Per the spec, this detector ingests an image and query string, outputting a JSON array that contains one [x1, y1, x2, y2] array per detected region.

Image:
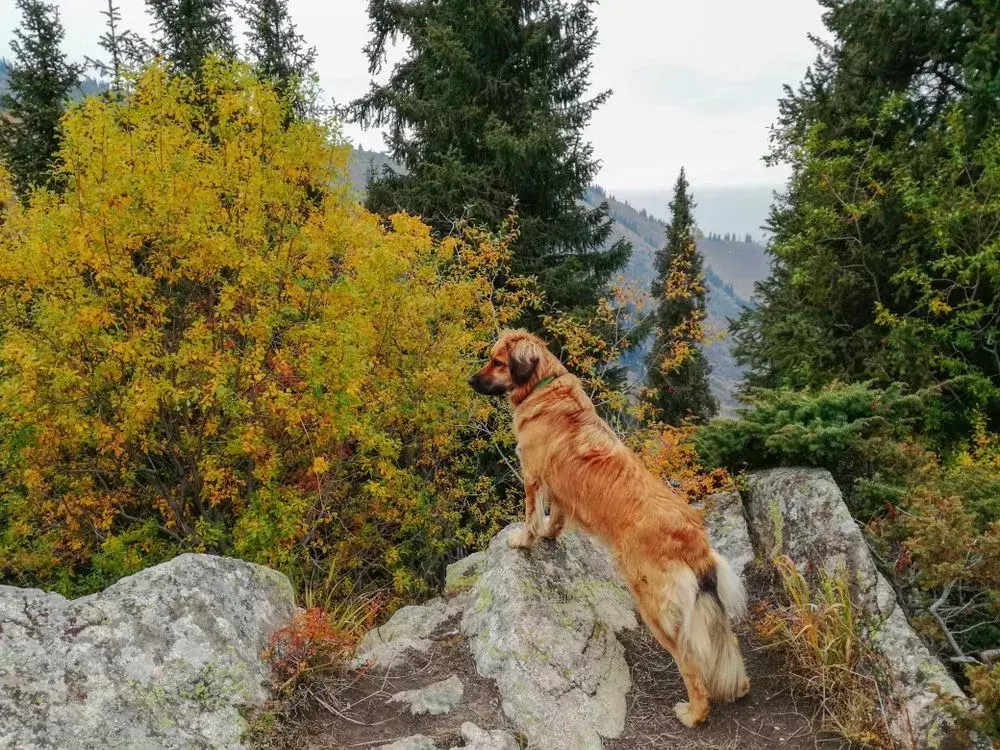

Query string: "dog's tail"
[[663, 550, 748, 701]]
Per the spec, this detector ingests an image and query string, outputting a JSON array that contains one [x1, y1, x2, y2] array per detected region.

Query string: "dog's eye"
[[492, 359, 505, 369]]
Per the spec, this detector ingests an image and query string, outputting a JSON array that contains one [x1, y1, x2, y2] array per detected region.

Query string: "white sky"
[[0, 0, 825, 190]]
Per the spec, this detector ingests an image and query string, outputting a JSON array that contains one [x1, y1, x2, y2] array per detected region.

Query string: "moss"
[[768, 496, 784, 551]]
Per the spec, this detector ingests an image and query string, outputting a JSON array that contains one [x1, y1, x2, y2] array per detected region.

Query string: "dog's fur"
[[468, 329, 749, 728]]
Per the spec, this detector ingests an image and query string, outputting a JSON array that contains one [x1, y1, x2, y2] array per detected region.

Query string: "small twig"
[[929, 580, 966, 660]]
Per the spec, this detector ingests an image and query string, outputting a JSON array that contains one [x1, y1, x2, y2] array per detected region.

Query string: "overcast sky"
[[0, 0, 825, 190]]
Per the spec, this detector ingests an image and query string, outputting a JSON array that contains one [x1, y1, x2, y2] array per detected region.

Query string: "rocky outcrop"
[[0, 553, 295, 750], [699, 489, 754, 576], [743, 468, 967, 749], [461, 526, 639, 750]]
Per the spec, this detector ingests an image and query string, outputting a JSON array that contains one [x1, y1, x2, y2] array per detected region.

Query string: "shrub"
[[0, 60, 525, 602], [694, 381, 932, 516]]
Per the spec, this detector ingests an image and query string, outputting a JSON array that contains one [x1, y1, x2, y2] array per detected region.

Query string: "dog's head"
[[468, 329, 549, 397]]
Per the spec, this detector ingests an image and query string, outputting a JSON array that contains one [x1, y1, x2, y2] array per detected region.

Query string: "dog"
[[468, 329, 749, 728]]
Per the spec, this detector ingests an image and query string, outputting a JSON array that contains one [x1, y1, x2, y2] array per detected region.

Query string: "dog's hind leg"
[[628, 575, 711, 728]]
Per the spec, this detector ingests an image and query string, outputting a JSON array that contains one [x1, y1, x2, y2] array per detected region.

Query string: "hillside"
[[344, 150, 770, 411], [584, 186, 770, 412]]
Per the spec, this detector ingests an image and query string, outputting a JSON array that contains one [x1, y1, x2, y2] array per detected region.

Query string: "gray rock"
[[0, 553, 295, 750], [461, 524, 637, 750], [743, 468, 968, 749], [445, 551, 486, 596], [389, 674, 464, 716], [448, 722, 518, 750], [700, 490, 754, 576], [355, 596, 465, 668], [378, 735, 439, 750]]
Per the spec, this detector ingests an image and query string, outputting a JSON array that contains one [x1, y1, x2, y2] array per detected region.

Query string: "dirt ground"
[[249, 599, 850, 750]]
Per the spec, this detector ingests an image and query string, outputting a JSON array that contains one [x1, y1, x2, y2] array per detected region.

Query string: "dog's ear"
[[508, 337, 542, 385]]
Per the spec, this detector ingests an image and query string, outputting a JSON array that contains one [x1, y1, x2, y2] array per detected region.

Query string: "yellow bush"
[[0, 60, 521, 600]]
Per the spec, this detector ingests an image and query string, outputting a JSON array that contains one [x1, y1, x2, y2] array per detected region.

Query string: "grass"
[[754, 555, 896, 748]]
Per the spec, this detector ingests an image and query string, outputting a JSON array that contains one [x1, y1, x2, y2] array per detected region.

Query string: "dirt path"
[[253, 610, 847, 750]]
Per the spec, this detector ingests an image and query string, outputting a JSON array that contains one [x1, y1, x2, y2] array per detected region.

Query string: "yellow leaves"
[[928, 296, 953, 315], [0, 59, 532, 597]]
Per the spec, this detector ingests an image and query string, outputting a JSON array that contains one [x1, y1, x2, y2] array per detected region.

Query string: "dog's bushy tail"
[[664, 551, 748, 701]]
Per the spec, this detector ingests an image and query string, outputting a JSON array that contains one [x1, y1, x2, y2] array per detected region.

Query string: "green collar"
[[531, 374, 560, 394]]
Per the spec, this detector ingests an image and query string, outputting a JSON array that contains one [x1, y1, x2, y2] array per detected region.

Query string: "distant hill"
[[0, 58, 107, 103], [347, 147, 398, 193], [612, 185, 778, 247], [343, 150, 772, 411], [583, 186, 770, 412]]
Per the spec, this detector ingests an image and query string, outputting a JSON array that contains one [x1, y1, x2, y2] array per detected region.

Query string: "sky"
[[0, 0, 826, 191]]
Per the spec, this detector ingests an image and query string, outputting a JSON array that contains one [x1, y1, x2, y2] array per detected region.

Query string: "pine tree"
[[350, 0, 629, 314], [146, 0, 234, 76], [235, 0, 316, 116], [643, 169, 717, 425], [0, 0, 81, 197], [733, 0, 1000, 406], [87, 1, 151, 96]]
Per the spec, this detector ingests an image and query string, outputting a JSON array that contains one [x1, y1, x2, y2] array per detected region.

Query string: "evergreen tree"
[[350, 0, 629, 314], [87, 1, 151, 96], [643, 169, 717, 425], [235, 0, 317, 116], [0, 0, 81, 197], [733, 0, 1000, 424], [146, 0, 234, 76]]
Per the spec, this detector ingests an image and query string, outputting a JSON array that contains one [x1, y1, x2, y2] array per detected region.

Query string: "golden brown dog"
[[468, 329, 749, 728]]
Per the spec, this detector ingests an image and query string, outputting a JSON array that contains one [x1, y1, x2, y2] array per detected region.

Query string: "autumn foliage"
[[0, 60, 526, 600]]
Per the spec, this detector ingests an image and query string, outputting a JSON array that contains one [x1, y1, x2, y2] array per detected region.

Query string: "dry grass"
[[754, 556, 896, 749]]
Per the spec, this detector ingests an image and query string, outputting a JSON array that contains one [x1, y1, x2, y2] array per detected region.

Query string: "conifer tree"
[[87, 1, 151, 96], [146, 0, 234, 76], [350, 0, 629, 314], [235, 0, 316, 116], [0, 0, 81, 197], [644, 169, 717, 425]]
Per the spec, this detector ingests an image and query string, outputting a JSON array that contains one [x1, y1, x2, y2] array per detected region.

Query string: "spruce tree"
[[350, 0, 629, 314], [236, 0, 316, 116], [146, 0, 234, 76], [644, 169, 717, 425], [87, 1, 151, 96], [0, 0, 81, 197]]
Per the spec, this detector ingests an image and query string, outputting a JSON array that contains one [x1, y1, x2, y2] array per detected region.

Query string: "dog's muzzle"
[[468, 374, 506, 396]]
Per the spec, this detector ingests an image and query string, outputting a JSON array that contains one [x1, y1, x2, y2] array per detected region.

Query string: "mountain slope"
[[584, 186, 770, 412], [343, 149, 771, 411]]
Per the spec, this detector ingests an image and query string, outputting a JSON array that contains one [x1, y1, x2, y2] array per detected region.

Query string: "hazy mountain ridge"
[[584, 186, 770, 412]]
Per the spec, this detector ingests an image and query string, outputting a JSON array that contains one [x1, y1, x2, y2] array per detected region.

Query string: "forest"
[[0, 0, 997, 745]]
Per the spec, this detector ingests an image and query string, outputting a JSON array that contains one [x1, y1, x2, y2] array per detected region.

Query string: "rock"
[[448, 721, 518, 750], [461, 524, 638, 750], [355, 596, 465, 668], [389, 675, 464, 716], [700, 490, 754, 576], [378, 735, 439, 750], [0, 553, 295, 750], [445, 551, 486, 596], [743, 468, 968, 749]]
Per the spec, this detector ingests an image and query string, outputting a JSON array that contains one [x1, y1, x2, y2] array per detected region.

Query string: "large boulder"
[[743, 468, 967, 749], [461, 525, 638, 750], [0, 553, 295, 749]]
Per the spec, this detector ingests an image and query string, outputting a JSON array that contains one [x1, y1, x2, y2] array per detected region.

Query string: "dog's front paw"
[[506, 528, 534, 549], [673, 701, 707, 728]]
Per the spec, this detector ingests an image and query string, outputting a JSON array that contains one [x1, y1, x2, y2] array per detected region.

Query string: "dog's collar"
[[524, 373, 562, 398], [534, 375, 557, 391]]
